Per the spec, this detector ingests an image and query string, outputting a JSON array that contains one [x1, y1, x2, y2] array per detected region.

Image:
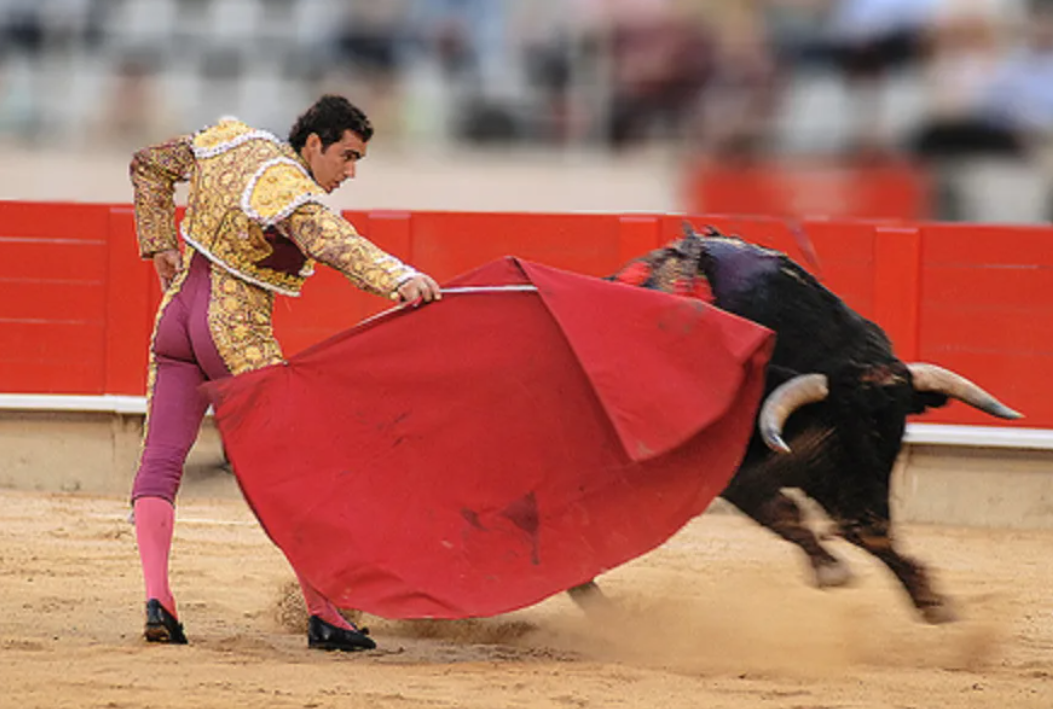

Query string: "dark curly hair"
[[288, 95, 374, 152]]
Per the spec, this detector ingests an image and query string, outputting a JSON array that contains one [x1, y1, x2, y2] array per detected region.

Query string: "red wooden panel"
[[0, 360, 105, 395], [617, 216, 663, 265], [364, 211, 413, 262], [910, 349, 1049, 427], [795, 221, 877, 317], [0, 201, 112, 240], [0, 201, 112, 393], [922, 264, 1053, 309], [0, 280, 106, 321], [922, 224, 1053, 266], [104, 207, 155, 395], [920, 304, 1053, 354], [0, 319, 105, 362], [409, 212, 625, 280], [798, 220, 876, 263], [0, 321, 105, 393], [274, 268, 387, 358], [872, 227, 921, 361], [819, 264, 875, 319], [0, 238, 108, 281], [272, 210, 396, 357]]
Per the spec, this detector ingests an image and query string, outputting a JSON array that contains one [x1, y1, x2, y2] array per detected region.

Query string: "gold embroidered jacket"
[[130, 118, 416, 297]]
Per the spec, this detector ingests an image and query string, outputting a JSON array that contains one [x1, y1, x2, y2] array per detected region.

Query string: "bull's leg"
[[721, 485, 853, 589], [838, 516, 957, 624]]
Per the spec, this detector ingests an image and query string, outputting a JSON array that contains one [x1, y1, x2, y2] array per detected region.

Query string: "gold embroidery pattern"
[[130, 135, 195, 257], [282, 203, 415, 297], [207, 264, 283, 375], [183, 140, 313, 295], [243, 159, 323, 225], [191, 118, 280, 158]]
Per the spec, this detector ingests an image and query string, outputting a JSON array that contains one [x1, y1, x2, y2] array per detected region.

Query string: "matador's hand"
[[397, 273, 442, 304], [152, 249, 182, 291]]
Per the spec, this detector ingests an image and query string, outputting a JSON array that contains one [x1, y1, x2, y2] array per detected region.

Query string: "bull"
[[570, 225, 1022, 623]]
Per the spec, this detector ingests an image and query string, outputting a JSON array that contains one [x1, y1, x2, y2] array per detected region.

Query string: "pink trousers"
[[131, 252, 231, 502]]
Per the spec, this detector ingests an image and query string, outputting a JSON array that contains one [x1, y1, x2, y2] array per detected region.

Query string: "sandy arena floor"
[[1, 489, 1051, 709]]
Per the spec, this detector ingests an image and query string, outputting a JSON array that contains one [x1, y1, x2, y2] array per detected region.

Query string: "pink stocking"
[[134, 497, 177, 618], [295, 569, 353, 630]]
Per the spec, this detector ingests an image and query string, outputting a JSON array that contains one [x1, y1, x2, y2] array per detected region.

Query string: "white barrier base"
[[1, 394, 1050, 450], [904, 423, 1053, 450], [0, 394, 148, 414]]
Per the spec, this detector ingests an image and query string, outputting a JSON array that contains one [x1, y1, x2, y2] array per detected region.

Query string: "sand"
[[1, 489, 1051, 709]]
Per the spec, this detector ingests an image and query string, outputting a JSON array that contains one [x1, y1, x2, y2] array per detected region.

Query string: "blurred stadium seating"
[[0, 0, 1050, 222]]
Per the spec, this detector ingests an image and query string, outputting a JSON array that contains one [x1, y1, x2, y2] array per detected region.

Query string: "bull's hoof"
[[919, 601, 958, 625], [813, 559, 854, 589], [567, 581, 613, 616]]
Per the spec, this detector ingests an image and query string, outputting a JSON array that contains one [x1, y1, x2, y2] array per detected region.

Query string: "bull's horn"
[[759, 374, 829, 454], [907, 364, 1023, 420]]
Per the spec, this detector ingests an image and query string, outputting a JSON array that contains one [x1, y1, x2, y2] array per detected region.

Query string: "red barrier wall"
[[1, 201, 1047, 429]]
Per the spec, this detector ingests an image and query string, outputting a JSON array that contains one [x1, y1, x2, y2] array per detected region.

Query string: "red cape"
[[207, 258, 774, 619]]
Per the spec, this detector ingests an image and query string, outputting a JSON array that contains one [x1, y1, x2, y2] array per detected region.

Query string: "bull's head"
[[758, 358, 1024, 454]]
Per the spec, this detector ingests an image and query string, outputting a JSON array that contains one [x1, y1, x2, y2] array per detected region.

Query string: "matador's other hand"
[[152, 249, 182, 291], [397, 273, 442, 304]]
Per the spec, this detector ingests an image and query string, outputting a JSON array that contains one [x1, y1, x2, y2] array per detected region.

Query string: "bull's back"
[[707, 253, 896, 377]]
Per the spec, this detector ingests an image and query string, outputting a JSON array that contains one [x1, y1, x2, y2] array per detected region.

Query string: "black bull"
[[570, 226, 1022, 623]]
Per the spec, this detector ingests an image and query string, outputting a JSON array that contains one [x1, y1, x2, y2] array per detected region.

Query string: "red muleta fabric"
[[206, 257, 774, 619]]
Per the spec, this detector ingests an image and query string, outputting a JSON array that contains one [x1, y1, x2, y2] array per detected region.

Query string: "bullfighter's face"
[[301, 129, 367, 194]]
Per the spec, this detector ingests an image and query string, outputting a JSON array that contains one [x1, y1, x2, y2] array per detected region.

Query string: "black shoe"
[[307, 615, 376, 652], [144, 599, 188, 645]]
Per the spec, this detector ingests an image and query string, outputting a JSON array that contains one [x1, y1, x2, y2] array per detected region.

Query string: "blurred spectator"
[[522, 32, 578, 143], [330, 3, 413, 143], [981, 5, 1053, 153], [907, 0, 1026, 161], [764, 0, 836, 67], [92, 53, 177, 150], [40, 0, 95, 53], [601, 0, 713, 150], [6, 0, 1045, 183], [824, 0, 937, 155], [827, 0, 933, 72], [1, 0, 46, 57], [901, 0, 1044, 222], [691, 2, 781, 162], [981, 3, 1053, 220], [0, 56, 43, 142], [515, 0, 600, 144], [335, 3, 409, 78], [406, 0, 523, 145], [413, 0, 512, 90]]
